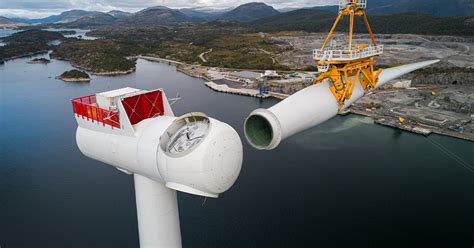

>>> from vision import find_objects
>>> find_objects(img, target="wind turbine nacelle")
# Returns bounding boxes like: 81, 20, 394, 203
73, 88, 242, 198
244, 60, 440, 150
157, 113, 243, 198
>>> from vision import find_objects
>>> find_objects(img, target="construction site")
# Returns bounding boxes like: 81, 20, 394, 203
179, 0, 472, 142
352, 84, 474, 141
140, 0, 473, 142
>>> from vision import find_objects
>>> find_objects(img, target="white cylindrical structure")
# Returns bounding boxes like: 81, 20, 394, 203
244, 60, 440, 150
134, 174, 181, 248
77, 113, 242, 247
73, 88, 243, 248
76, 114, 243, 197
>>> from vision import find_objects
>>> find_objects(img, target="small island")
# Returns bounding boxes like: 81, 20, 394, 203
27, 58, 51, 64
58, 69, 91, 82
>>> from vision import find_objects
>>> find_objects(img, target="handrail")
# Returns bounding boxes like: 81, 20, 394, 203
313, 45, 383, 61
71, 94, 120, 128
339, 0, 367, 10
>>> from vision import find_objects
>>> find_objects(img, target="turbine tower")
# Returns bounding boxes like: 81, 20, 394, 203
71, 87, 243, 247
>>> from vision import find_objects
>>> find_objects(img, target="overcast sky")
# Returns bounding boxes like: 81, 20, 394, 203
0, 0, 337, 18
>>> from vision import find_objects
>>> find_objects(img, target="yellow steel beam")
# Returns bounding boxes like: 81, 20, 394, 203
321, 13, 342, 51
362, 12, 377, 47
348, 11, 355, 51
315, 3, 383, 108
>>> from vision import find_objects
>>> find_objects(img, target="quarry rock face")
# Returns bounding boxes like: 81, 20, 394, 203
265, 81, 313, 94
465, 17, 474, 27
408, 71, 474, 85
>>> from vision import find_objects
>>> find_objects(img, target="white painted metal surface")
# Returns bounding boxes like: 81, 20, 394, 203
96, 87, 143, 110
134, 174, 181, 248
76, 114, 243, 196
74, 88, 243, 247
317, 64, 330, 72
244, 60, 440, 150
339, 0, 367, 10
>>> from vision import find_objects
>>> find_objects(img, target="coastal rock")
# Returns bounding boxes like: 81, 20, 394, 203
27, 58, 51, 64
58, 69, 91, 82
59, 77, 91, 82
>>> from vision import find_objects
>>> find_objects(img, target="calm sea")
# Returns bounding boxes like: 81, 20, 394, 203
0, 54, 472, 248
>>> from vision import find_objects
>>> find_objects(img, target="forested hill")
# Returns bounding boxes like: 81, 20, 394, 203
365, 0, 474, 17
250, 9, 474, 36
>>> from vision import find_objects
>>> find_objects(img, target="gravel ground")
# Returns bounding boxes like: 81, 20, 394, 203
270, 33, 474, 69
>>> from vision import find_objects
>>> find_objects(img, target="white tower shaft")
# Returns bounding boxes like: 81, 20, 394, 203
134, 174, 182, 248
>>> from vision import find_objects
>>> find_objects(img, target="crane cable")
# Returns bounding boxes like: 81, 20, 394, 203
425, 136, 474, 173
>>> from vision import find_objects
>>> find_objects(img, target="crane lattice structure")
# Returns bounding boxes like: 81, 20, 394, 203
314, 0, 383, 109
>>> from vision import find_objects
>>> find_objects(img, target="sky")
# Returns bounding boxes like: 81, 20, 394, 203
0, 0, 337, 18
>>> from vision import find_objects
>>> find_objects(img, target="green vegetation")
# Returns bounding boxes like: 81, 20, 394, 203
45, 10, 472, 72
153, 40, 207, 63
0, 29, 64, 61
60, 69, 90, 79
56, 25, 287, 71
28, 58, 51, 64
250, 9, 335, 33
251, 10, 474, 36
203, 33, 288, 70
52, 27, 171, 72
53, 39, 136, 73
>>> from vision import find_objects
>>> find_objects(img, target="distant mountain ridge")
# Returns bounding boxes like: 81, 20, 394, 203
0, 16, 19, 24
6, 1, 473, 28
107, 10, 132, 18
64, 13, 117, 28
0, 16, 28, 27
291, 0, 474, 16
115, 6, 194, 27
179, 7, 229, 20
218, 2, 279, 22
11, 10, 106, 24
251, 8, 474, 36
366, 0, 474, 16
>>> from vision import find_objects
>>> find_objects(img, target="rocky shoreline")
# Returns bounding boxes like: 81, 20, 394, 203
58, 77, 91, 82
50, 55, 136, 76
2, 50, 50, 62
57, 69, 91, 82
27, 58, 51, 64
69, 62, 136, 76
139, 55, 284, 97
350, 108, 474, 142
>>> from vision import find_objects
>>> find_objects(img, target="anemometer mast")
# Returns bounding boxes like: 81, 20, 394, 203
314, 0, 383, 109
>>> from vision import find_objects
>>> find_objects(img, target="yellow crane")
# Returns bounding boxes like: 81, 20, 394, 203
314, 0, 383, 109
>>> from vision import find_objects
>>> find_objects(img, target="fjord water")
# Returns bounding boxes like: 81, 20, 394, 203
0, 55, 472, 248
0, 29, 19, 38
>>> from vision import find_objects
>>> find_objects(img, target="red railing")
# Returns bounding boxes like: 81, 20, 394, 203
71, 94, 120, 128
